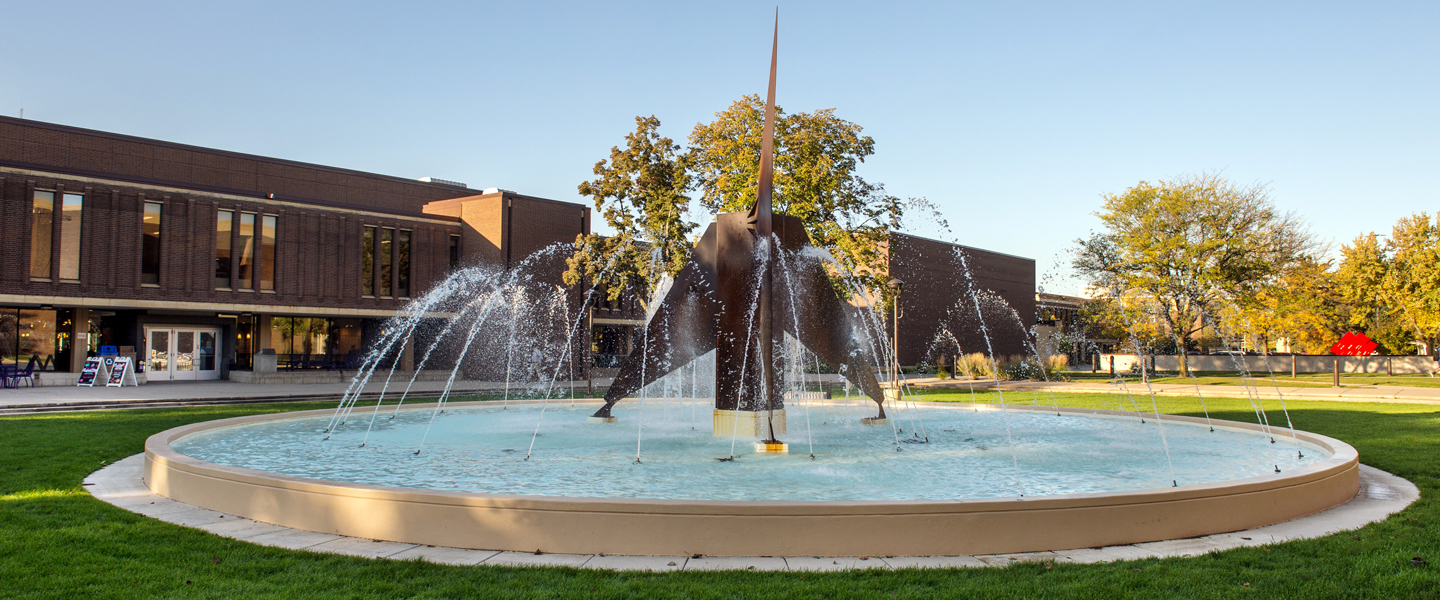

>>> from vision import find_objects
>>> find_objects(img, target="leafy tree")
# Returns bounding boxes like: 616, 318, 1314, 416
1079, 293, 1170, 352
1227, 256, 1342, 354
687, 94, 916, 292
1073, 173, 1315, 375
1383, 213, 1440, 353
1335, 213, 1440, 355
564, 116, 695, 307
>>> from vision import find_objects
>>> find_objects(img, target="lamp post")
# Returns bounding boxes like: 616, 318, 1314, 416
887, 279, 905, 389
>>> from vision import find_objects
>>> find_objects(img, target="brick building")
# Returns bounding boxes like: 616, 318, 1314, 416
0, 116, 591, 382
0, 116, 1033, 383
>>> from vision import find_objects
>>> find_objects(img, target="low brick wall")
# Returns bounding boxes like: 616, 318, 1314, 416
1099, 354, 1439, 375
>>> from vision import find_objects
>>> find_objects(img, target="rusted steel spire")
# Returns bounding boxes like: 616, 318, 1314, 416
753, 9, 778, 236
755, 10, 780, 443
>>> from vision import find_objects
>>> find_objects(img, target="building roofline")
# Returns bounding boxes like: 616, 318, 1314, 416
1, 159, 463, 222
890, 231, 1034, 263
0, 115, 471, 193
422, 190, 589, 212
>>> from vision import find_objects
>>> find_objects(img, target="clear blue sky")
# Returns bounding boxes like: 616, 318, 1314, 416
4, 1, 1437, 294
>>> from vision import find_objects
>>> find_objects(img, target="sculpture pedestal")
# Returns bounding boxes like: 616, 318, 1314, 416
754, 441, 789, 453
587, 416, 618, 424
712, 409, 786, 437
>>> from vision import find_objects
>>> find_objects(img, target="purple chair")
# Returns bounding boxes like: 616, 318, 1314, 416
0, 364, 15, 389
13, 358, 36, 388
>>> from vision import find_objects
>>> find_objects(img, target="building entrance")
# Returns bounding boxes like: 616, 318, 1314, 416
145, 327, 221, 381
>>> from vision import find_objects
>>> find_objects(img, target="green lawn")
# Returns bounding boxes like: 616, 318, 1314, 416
1, 394, 1436, 599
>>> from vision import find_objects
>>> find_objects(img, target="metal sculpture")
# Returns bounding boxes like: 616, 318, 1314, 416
589, 16, 886, 437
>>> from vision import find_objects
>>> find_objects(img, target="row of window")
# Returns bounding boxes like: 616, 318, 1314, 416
27, 191, 454, 299
362, 226, 411, 298
209, 209, 276, 291
28, 191, 84, 281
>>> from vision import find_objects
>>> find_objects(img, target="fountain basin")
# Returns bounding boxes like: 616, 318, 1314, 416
144, 401, 1359, 557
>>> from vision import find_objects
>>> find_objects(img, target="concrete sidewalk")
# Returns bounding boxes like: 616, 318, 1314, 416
906, 377, 1440, 406
0, 377, 613, 415
6, 372, 1439, 415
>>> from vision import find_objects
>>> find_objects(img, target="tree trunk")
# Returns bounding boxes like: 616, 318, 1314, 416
1175, 333, 1190, 377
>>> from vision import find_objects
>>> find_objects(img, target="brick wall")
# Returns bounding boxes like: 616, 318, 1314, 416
889, 233, 1036, 363
0, 172, 463, 313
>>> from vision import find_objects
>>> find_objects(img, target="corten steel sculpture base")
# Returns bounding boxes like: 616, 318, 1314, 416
590, 15, 886, 434
588, 211, 887, 431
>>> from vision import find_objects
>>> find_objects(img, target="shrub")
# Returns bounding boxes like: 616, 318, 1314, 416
955, 352, 993, 378
995, 355, 1030, 381
1043, 354, 1071, 381
993, 354, 1072, 381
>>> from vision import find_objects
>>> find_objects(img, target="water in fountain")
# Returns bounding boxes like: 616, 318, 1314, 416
277, 214, 1329, 504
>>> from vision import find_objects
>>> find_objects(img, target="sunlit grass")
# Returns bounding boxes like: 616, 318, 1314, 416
1, 397, 1436, 599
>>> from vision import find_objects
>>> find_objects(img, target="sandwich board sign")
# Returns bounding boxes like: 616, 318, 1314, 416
77, 357, 107, 387
107, 356, 138, 387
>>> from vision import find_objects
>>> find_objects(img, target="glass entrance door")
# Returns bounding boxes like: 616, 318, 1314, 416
147, 330, 170, 380
144, 327, 221, 381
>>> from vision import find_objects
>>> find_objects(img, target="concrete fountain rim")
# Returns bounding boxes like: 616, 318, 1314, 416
137, 399, 1364, 557
144, 398, 1353, 510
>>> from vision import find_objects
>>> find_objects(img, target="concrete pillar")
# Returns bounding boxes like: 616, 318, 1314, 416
400, 335, 415, 371
256, 315, 273, 355
69, 308, 91, 373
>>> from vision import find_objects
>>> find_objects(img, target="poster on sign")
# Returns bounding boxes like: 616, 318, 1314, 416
77, 357, 106, 387
106, 357, 138, 387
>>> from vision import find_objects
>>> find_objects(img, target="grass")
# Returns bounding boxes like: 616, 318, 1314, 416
1, 395, 1437, 599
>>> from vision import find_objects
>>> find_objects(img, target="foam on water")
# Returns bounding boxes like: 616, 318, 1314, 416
173, 403, 1329, 502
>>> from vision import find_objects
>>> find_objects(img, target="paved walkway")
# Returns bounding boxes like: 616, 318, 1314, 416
0, 378, 612, 414
85, 454, 1419, 570
907, 377, 1440, 406
6, 373, 1440, 414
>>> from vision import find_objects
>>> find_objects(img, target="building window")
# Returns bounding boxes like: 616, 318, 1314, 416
449, 234, 460, 270
271, 317, 334, 358
396, 230, 411, 298
379, 228, 394, 297
59, 193, 83, 280
215, 210, 233, 288
0, 309, 58, 369
234, 314, 255, 370
362, 226, 376, 296
260, 215, 277, 291
30, 191, 54, 280
141, 202, 162, 285
237, 212, 255, 290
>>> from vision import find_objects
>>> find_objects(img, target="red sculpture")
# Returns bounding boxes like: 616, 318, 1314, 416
1330, 332, 1379, 356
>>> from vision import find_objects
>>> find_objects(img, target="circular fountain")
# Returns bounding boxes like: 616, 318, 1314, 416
140, 27, 1361, 558
144, 399, 1358, 557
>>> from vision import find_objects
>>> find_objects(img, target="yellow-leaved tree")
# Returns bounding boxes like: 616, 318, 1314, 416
1073, 174, 1316, 375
